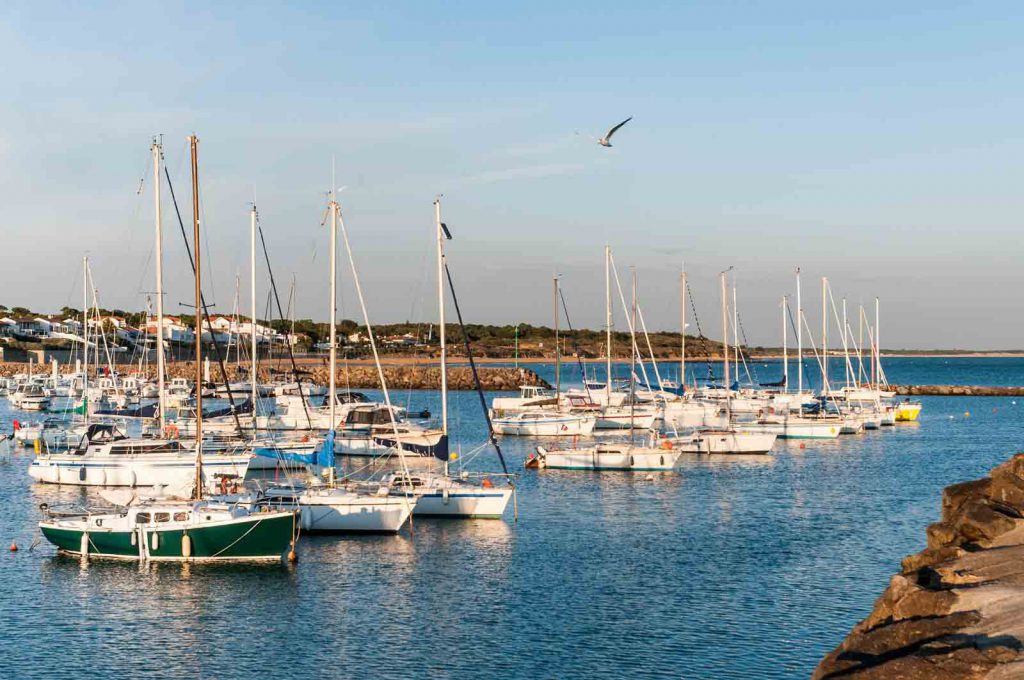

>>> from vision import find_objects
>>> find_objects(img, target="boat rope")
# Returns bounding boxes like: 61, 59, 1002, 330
163, 166, 243, 432
443, 263, 510, 477
557, 286, 594, 402
785, 300, 816, 390
209, 516, 266, 559
255, 214, 313, 430
735, 311, 758, 385
685, 283, 716, 384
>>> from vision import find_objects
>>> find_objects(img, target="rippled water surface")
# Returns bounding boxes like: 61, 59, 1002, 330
3, 357, 1023, 679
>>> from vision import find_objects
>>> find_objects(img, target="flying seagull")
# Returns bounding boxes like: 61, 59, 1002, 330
598, 116, 632, 147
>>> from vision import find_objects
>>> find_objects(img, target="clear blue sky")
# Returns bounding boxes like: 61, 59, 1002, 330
2, 2, 1022, 349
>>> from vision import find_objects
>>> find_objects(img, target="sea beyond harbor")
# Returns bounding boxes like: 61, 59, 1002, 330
3, 356, 1024, 678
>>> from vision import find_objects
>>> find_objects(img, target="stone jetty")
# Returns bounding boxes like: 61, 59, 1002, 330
813, 454, 1024, 679
889, 385, 1024, 396
0, 362, 550, 392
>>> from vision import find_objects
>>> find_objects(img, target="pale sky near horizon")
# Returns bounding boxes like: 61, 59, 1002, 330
2, 2, 1022, 349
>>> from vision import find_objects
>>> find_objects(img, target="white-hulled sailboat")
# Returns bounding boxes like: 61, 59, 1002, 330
29, 138, 253, 489
526, 247, 682, 472
252, 183, 412, 533
384, 198, 514, 518
39, 135, 296, 562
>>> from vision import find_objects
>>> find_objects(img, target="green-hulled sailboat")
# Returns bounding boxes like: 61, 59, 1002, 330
38, 135, 296, 563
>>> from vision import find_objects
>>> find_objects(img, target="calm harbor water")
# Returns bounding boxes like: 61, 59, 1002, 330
3, 357, 1023, 679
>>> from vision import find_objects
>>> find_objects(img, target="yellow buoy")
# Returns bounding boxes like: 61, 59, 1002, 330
965, 411, 971, 418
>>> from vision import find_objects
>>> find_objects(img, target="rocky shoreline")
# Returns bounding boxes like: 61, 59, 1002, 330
0, 362, 550, 392
813, 455, 1024, 679
890, 384, 1024, 396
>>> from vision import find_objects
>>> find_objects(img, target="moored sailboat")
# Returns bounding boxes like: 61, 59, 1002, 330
38, 135, 296, 563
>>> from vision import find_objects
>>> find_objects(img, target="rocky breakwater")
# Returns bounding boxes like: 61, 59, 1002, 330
0, 362, 549, 392
890, 385, 1024, 396
813, 455, 1024, 679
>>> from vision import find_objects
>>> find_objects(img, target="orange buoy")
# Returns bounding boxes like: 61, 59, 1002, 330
9, 542, 17, 552
482, 478, 494, 488
799, 443, 806, 449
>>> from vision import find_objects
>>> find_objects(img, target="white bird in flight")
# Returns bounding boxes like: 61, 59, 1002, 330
598, 116, 632, 147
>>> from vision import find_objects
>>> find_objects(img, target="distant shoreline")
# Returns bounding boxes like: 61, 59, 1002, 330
324, 351, 1024, 366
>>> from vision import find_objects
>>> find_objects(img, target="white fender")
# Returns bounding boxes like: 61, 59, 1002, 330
80, 531, 89, 558
181, 534, 192, 559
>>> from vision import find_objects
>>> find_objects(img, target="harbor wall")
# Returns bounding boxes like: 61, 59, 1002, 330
889, 384, 1024, 396
0, 361, 550, 392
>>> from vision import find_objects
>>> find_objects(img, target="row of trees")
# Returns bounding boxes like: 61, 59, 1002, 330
1, 303, 752, 357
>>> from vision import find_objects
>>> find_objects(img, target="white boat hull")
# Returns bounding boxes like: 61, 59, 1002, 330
411, 488, 513, 518
594, 410, 657, 430
534, 445, 679, 471
492, 414, 596, 436
291, 490, 411, 532
672, 430, 777, 455
28, 453, 252, 488
745, 419, 842, 440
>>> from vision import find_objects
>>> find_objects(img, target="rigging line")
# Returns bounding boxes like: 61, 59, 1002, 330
162, 165, 243, 431
557, 286, 593, 403
443, 262, 510, 477
607, 254, 655, 394
196, 176, 218, 308
686, 282, 716, 383
255, 214, 313, 429
785, 300, 817, 391
735, 310, 758, 385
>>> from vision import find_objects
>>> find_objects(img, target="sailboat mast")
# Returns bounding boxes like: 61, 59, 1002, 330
250, 205, 258, 433
732, 285, 739, 376
680, 265, 686, 388
553, 275, 560, 399
190, 134, 203, 500
782, 295, 788, 389
82, 255, 88, 419
858, 305, 865, 385
152, 140, 166, 432
435, 198, 447, 436
843, 297, 850, 388
329, 193, 338, 430
875, 297, 881, 388
821, 277, 828, 392
720, 270, 731, 421
605, 245, 612, 403
290, 274, 296, 346
796, 268, 803, 394
630, 268, 637, 444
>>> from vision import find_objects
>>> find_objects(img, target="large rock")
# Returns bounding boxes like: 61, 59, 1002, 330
813, 457, 1024, 679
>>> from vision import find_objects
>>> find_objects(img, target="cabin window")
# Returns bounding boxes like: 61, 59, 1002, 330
135, 513, 151, 524
173, 512, 188, 521
154, 512, 170, 523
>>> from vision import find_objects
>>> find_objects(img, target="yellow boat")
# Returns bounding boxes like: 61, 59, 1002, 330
894, 400, 922, 422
